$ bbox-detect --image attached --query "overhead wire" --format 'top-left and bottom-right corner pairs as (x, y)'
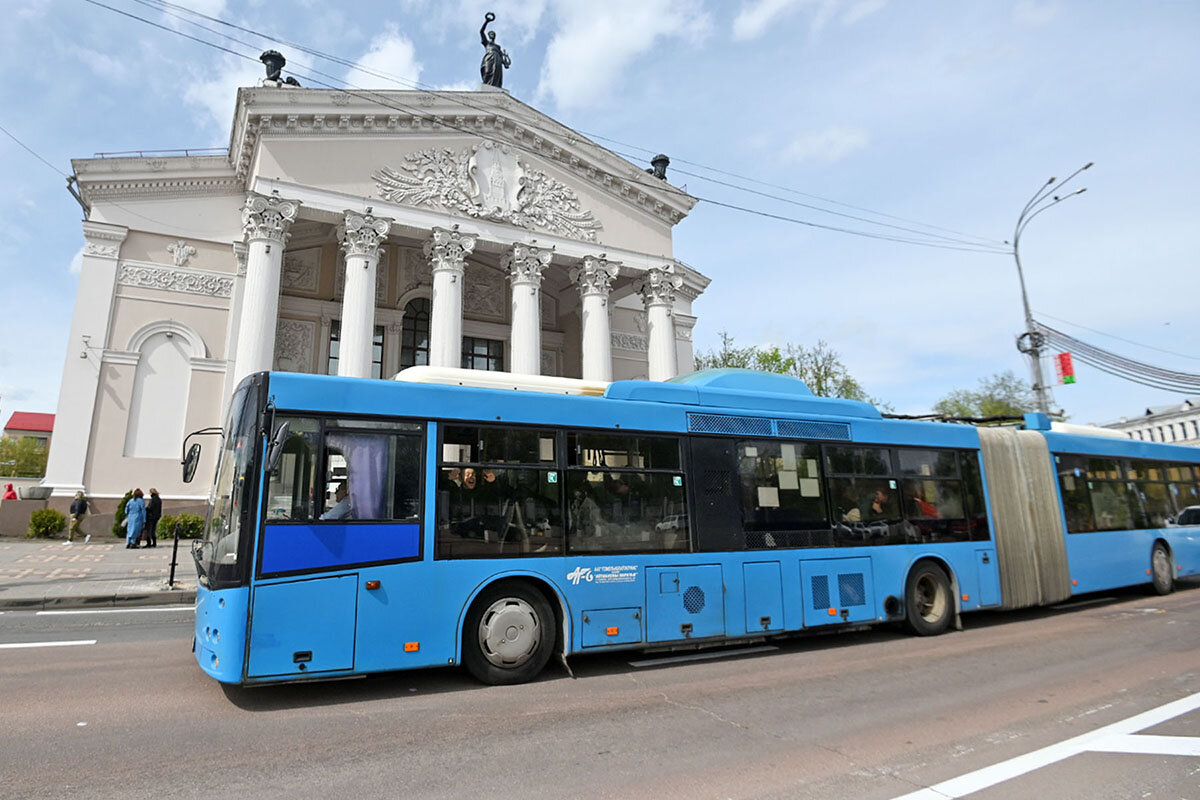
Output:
(86, 0), (1011, 255)
(0, 122), (69, 178)
(1034, 310), (1200, 363)
(1035, 321), (1200, 394)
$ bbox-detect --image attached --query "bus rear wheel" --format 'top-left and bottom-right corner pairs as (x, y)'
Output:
(463, 581), (554, 685)
(904, 561), (953, 636)
(1151, 543), (1174, 596)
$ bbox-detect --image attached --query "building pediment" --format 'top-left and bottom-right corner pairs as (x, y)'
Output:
(230, 87), (696, 238)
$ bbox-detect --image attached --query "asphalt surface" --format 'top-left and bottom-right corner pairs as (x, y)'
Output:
(1, 582), (1197, 799)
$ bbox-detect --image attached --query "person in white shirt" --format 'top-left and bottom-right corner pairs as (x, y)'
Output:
(320, 481), (351, 520)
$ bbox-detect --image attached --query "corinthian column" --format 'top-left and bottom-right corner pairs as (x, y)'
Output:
(232, 192), (299, 386)
(636, 264), (683, 381)
(571, 254), (620, 382)
(336, 210), (392, 378)
(505, 242), (554, 375)
(424, 226), (476, 368)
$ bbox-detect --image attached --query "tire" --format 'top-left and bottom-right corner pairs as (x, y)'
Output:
(1150, 543), (1174, 596)
(463, 581), (555, 685)
(904, 561), (953, 636)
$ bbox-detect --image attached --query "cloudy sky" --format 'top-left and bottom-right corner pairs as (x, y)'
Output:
(1, 0), (1197, 426)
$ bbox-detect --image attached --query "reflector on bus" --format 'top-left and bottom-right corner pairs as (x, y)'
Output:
(393, 366), (608, 396)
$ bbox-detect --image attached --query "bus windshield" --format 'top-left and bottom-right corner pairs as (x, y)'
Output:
(196, 379), (262, 588)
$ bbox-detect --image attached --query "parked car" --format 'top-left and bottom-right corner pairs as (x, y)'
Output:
(1170, 505), (1200, 526)
(655, 514), (686, 532)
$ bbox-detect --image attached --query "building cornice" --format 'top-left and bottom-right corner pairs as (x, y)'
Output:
(229, 87), (696, 229)
(71, 155), (241, 204)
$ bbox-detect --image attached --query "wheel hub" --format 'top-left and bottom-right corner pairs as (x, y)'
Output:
(478, 597), (541, 668)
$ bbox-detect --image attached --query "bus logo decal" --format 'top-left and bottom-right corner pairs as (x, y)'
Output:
(566, 567), (594, 585)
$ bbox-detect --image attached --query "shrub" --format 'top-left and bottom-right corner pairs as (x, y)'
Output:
(159, 512), (204, 539)
(28, 508), (66, 539)
(112, 490), (133, 537)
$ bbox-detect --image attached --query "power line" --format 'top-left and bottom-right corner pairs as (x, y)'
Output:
(1034, 309), (1200, 363)
(1036, 321), (1200, 394)
(0, 122), (68, 178)
(81, 0), (1011, 255)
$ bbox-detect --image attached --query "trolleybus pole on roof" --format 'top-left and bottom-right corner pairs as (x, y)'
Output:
(1010, 161), (1092, 415)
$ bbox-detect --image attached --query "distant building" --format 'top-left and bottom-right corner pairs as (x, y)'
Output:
(1104, 399), (1200, 446)
(3, 412), (54, 450)
(44, 84), (709, 508)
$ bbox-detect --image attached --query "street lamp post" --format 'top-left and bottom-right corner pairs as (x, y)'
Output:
(1011, 162), (1092, 415)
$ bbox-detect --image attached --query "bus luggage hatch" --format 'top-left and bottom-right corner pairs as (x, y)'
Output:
(645, 565), (725, 642)
(247, 575), (358, 678)
(799, 558), (875, 628)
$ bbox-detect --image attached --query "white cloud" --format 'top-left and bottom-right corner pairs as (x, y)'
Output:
(73, 46), (131, 83)
(68, 246), (84, 276)
(1014, 1), (1060, 26)
(400, 0), (550, 46)
(732, 0), (799, 41)
(161, 0), (227, 30)
(784, 126), (869, 162)
(537, 0), (711, 109)
(344, 26), (423, 90)
(184, 56), (263, 138)
(732, 0), (887, 41)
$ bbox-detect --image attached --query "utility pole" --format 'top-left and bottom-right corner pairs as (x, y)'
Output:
(1011, 162), (1092, 415)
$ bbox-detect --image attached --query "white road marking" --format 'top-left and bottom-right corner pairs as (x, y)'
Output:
(1090, 734), (1200, 757)
(0, 639), (97, 650)
(890, 691), (1200, 799)
(36, 607), (189, 615)
(629, 645), (778, 668)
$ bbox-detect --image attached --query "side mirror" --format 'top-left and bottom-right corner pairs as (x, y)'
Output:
(182, 443), (202, 483)
(265, 421), (291, 475)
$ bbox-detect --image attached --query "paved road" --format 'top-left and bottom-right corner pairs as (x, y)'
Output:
(1, 585), (1197, 799)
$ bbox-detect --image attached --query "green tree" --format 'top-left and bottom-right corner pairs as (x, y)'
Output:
(695, 332), (885, 406)
(932, 371), (1036, 418)
(0, 436), (49, 478)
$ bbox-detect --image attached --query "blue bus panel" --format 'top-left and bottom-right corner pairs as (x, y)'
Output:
(260, 522), (420, 574)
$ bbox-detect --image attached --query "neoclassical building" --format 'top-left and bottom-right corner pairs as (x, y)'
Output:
(1104, 399), (1200, 446)
(43, 85), (709, 507)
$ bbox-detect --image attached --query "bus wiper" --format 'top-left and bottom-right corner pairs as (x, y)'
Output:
(191, 539), (208, 584)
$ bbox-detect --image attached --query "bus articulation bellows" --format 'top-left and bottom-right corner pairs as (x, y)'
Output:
(186, 368), (1200, 685)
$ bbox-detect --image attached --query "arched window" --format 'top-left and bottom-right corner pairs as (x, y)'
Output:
(124, 323), (202, 459)
(400, 298), (431, 369)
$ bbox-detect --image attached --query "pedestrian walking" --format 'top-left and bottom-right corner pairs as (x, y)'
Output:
(66, 491), (92, 544)
(143, 488), (162, 548)
(124, 489), (146, 549)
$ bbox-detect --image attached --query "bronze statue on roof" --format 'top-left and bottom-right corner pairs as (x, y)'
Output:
(479, 12), (511, 88)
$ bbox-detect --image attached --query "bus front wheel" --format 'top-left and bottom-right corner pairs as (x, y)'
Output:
(1151, 543), (1174, 596)
(904, 561), (953, 636)
(463, 581), (555, 685)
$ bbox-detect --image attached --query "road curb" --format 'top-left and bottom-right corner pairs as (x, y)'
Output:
(0, 588), (196, 611)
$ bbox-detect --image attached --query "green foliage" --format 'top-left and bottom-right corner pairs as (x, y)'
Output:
(27, 508), (66, 539)
(932, 371), (1036, 419)
(0, 436), (49, 478)
(112, 490), (133, 537)
(694, 331), (889, 408)
(158, 512), (204, 539)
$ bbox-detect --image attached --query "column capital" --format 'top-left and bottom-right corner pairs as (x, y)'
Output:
(339, 209), (393, 259)
(636, 264), (683, 307)
(242, 192), (300, 244)
(571, 254), (620, 297)
(81, 221), (129, 260)
(504, 242), (554, 286)
(424, 225), (476, 274)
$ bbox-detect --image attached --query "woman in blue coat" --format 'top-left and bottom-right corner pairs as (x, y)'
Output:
(125, 489), (146, 549)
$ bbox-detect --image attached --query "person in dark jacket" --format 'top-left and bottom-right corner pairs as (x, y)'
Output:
(67, 491), (91, 544)
(143, 488), (162, 548)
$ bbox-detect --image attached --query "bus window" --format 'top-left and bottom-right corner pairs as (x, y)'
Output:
(437, 425), (563, 558)
(265, 417), (320, 521)
(319, 424), (423, 522)
(566, 433), (687, 554)
(1089, 481), (1137, 531)
(896, 448), (970, 543)
(959, 451), (990, 540)
(1056, 454), (1095, 533)
(826, 446), (907, 546)
(735, 439), (828, 549)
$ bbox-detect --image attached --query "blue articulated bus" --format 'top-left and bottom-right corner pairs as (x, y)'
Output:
(186, 368), (1200, 686)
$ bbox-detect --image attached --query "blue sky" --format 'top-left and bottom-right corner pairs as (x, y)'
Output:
(2, 0), (1198, 426)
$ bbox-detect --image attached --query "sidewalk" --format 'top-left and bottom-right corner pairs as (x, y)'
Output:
(0, 535), (196, 610)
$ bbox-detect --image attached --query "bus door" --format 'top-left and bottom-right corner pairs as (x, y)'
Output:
(645, 565), (725, 642)
(246, 562), (359, 679)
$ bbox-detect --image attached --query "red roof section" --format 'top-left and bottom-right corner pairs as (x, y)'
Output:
(4, 412), (55, 433)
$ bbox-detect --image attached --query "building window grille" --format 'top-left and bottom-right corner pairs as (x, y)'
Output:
(462, 336), (504, 372)
(400, 298), (431, 369)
